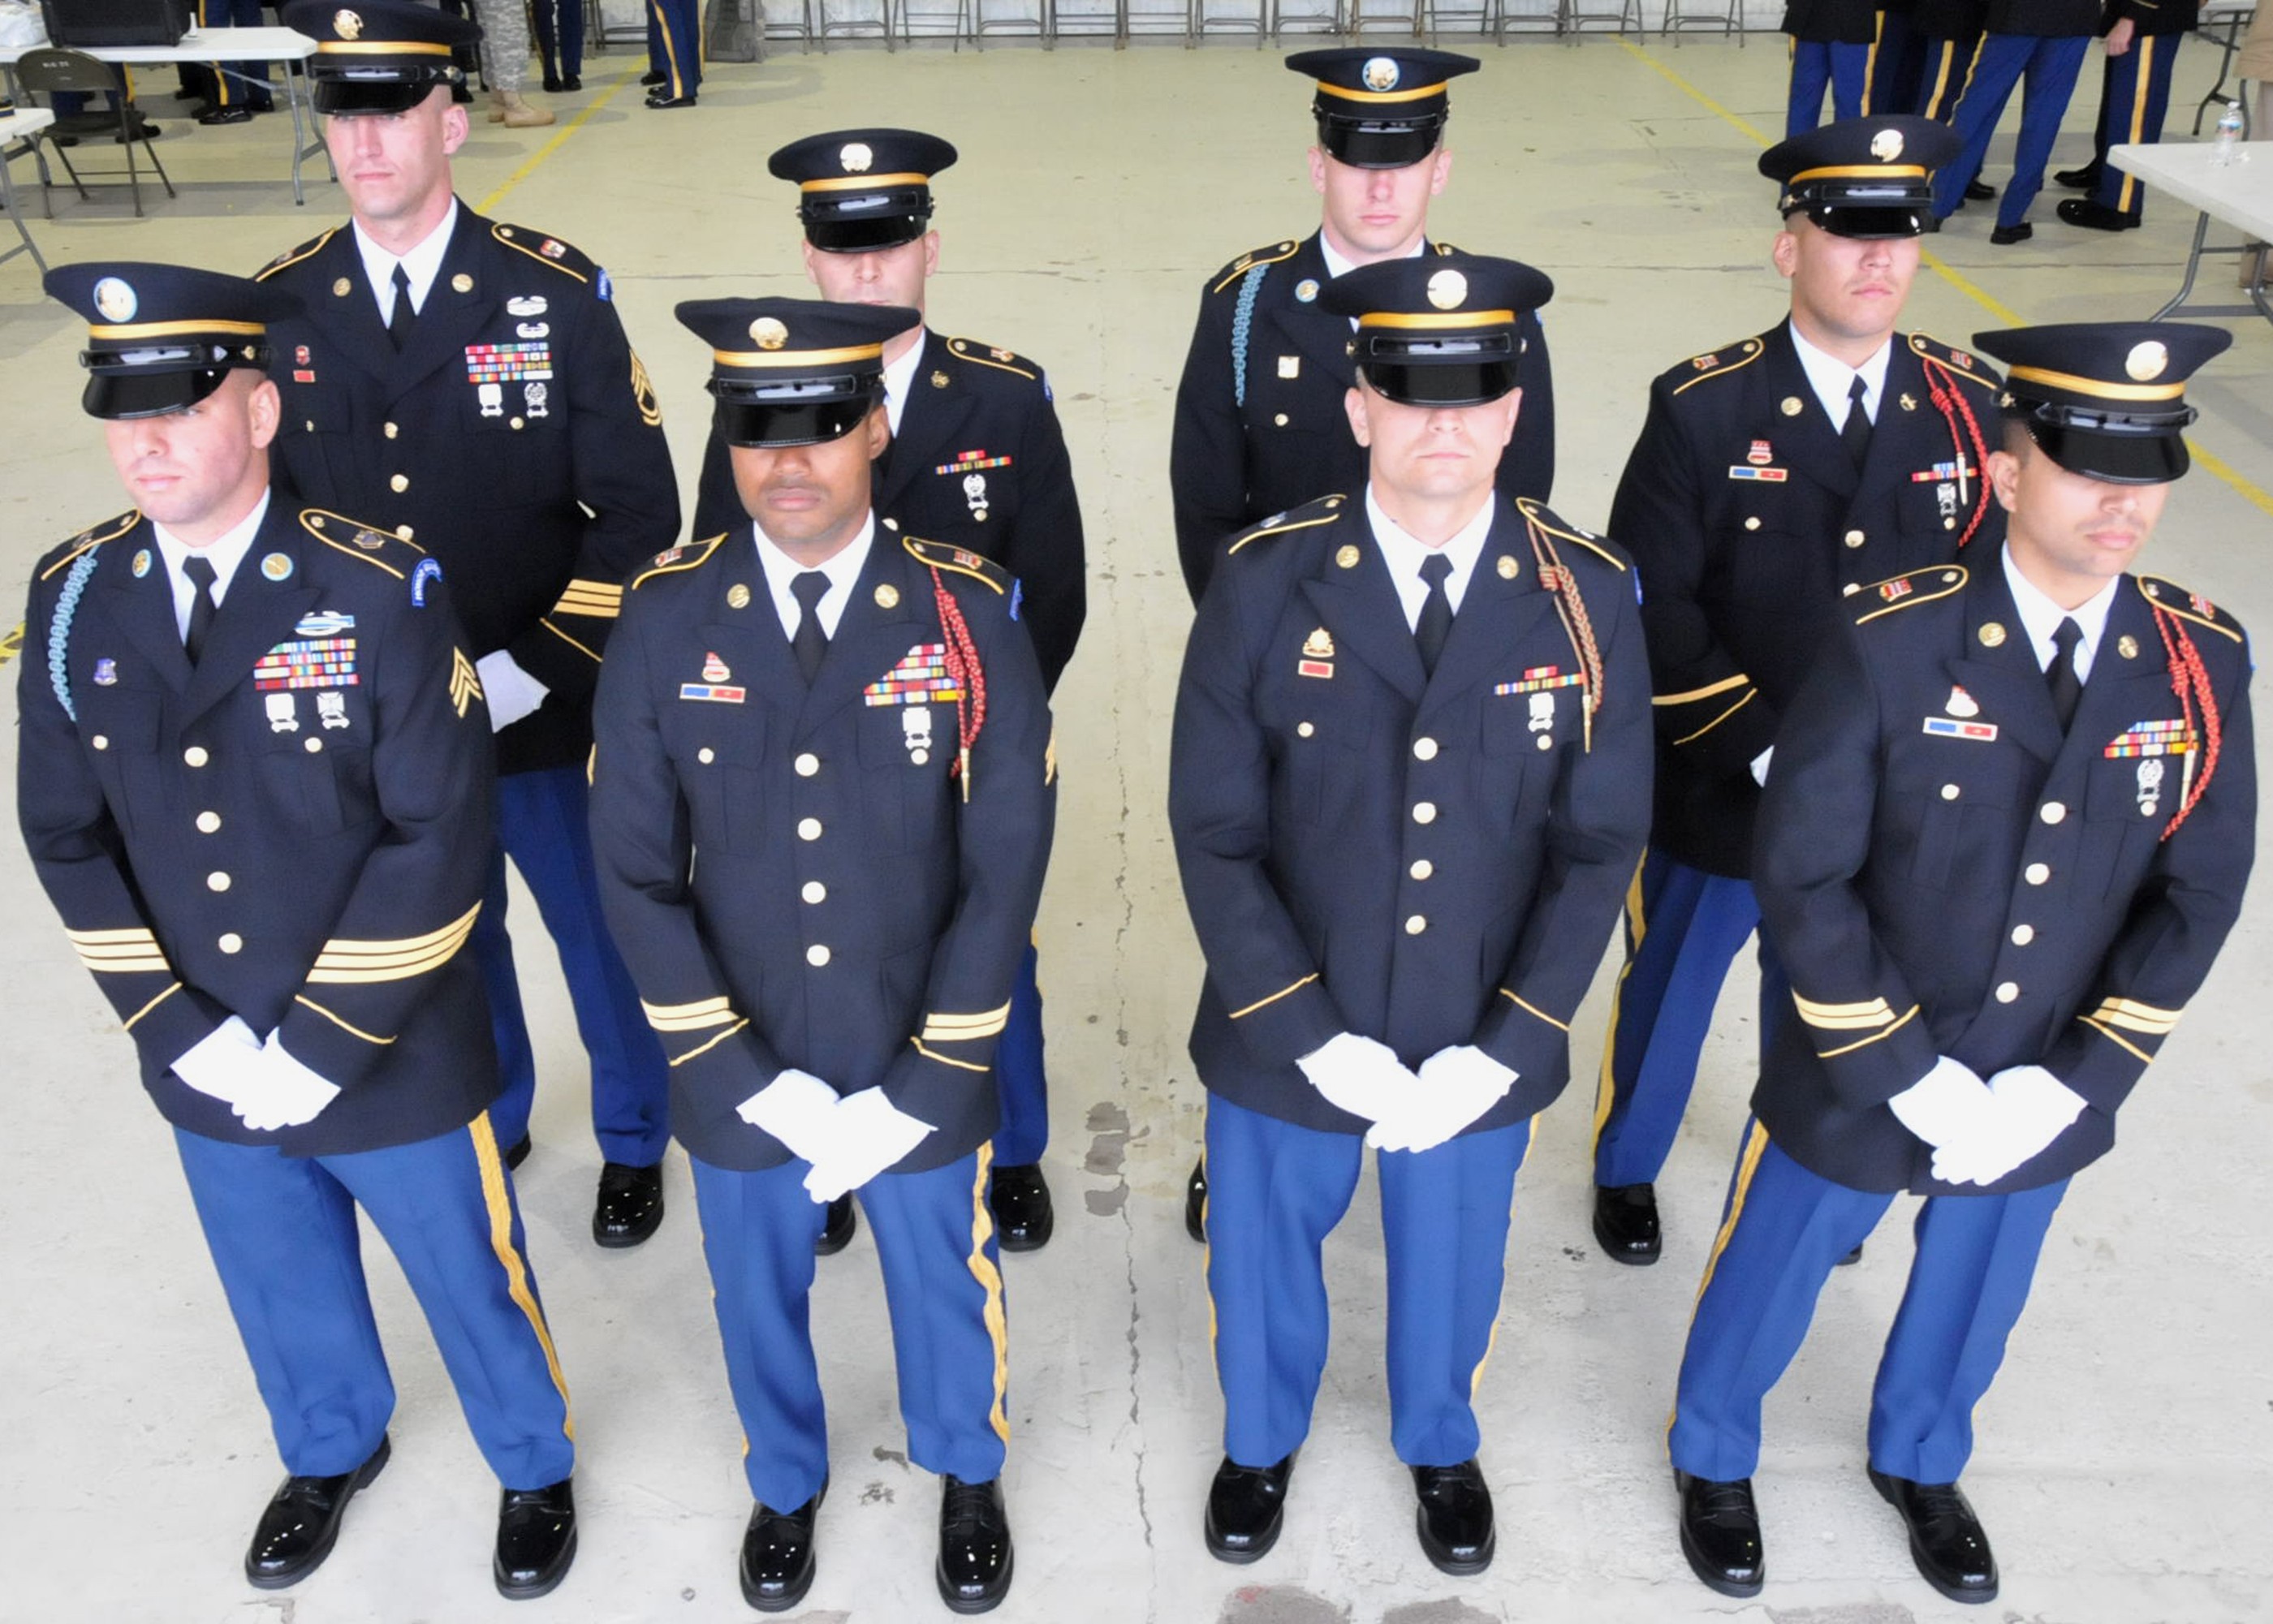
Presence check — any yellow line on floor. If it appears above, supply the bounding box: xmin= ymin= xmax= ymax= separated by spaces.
xmin=1618 ymin=39 xmax=2273 ymax=519
xmin=474 ymin=62 xmax=645 ymax=217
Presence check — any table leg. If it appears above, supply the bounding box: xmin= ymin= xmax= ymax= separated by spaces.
xmin=2151 ymin=209 xmax=2214 ymax=321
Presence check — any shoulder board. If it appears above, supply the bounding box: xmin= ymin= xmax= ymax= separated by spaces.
xmin=1516 ymin=499 xmax=1627 ymax=572
xmin=900 ymin=529 xmax=1011 ymax=595
xmin=943 ymin=336 xmax=1040 ymax=382
xmin=632 ymin=533 xmax=727 ymax=590
xmin=1850 ymin=564 xmax=1967 ymax=625
xmin=491 ymin=222 xmax=596 ymax=284
xmin=38 ymin=510 xmax=139 ymax=582
xmin=1907 ymin=332 xmax=1998 ymax=386
xmin=1431 ymin=239 xmax=1462 ymax=256
xmin=1225 ymin=493 xmax=1350 ymax=558
xmin=255 ymin=226 xmax=341 ymax=282
xmin=1209 ymin=239 xmax=1301 ymax=296
xmin=299 ymin=510 xmax=426 ymax=579
xmin=1669 ymin=335 xmax=1767 ymax=397
xmin=2139 ymin=575 xmax=2247 ymax=645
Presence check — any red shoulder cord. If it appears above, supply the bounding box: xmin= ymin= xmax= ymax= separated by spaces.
xmin=2148 ymin=603 xmax=2221 ymax=840
xmin=929 ymin=566 xmax=987 ymax=802
xmin=1920 ymin=355 xmax=1995 ymax=549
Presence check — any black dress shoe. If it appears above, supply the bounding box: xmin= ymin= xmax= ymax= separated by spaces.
xmin=815 ymin=1192 xmax=856 ymax=1256
xmin=1674 ymin=1469 xmax=1763 ymax=1598
xmin=541 ymin=71 xmax=563 ymax=92
xmin=740 ymin=1485 xmax=823 ymax=1612
xmin=494 ymin=1478 xmax=577 ymax=1600
xmin=1837 ymin=1240 xmax=1865 ymax=1266
xmin=1592 ymin=1182 xmax=1662 ymax=1264
xmin=936 ymin=1475 xmax=1012 ymax=1613
xmin=561 ymin=74 xmax=582 ymax=91
xmin=1964 ymin=177 xmax=1996 ymax=200
xmin=645 ymin=93 xmax=697 ymax=109
xmin=987 ymin=1162 xmax=1053 ymax=1251
xmin=196 ymin=106 xmax=254 ymax=124
xmin=1412 ymin=1458 xmax=1494 ymax=1575
xmin=2058 ymin=197 xmax=2138 ymax=232
xmin=1184 ymin=1158 xmax=1207 ymax=1243
xmin=640 ymin=67 xmax=666 ymax=84
xmin=502 ymin=1133 xmax=533 ymax=1171
xmin=1870 ymin=1468 xmax=1998 ymax=1603
xmin=1204 ymin=1453 xmax=1293 ymax=1563
xmin=593 ymin=1161 xmax=664 ymax=1247
xmin=2053 ymin=162 xmax=2102 ymax=190
xmin=1989 ymin=222 xmax=2034 ymax=245
xmin=1921 ymin=212 xmax=1943 ymax=233
xmin=245 ymin=1435 xmax=390 ymax=1589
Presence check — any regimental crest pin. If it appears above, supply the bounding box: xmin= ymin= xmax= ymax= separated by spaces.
xmin=1747 ymin=440 xmax=1773 ymax=466
xmin=1301 ymin=627 xmax=1335 ymax=659
xmin=1945 ymin=685 xmax=1979 ymax=718
xmin=93 ymin=658 xmax=118 ymax=687
xmin=701 ymin=652 xmax=731 ymax=684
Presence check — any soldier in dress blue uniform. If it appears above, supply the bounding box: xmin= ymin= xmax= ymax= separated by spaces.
xmin=258 ymin=0 xmax=682 ymax=1250
xmin=1171 ymin=46 xmax=1558 ymax=1241
xmin=19 ymin=263 xmax=580 ymax=1601
xmin=1589 ymin=118 xmax=2006 ymax=1268
xmin=589 ymin=299 xmax=1055 ymax=1615
xmin=1667 ymin=321 xmax=2250 ymax=1605
xmin=688 ymin=128 xmax=1087 ymax=1255
xmin=1782 ymin=0 xmax=1878 ymax=135
xmin=1926 ymin=0 xmax=2099 ymax=240
xmin=1170 ymin=256 xmax=1650 ymax=1575
xmin=2052 ymin=0 xmax=2201 ymax=231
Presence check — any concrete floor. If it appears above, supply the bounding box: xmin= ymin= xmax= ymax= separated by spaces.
xmin=2 ymin=32 xmax=2271 ymax=1624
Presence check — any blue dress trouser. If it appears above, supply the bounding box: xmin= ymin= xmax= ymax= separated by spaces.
xmin=2085 ymin=32 xmax=2180 ymax=221
xmin=1592 ymin=851 xmax=1788 ymax=1190
xmin=1916 ymin=31 xmax=1983 ymax=120
xmin=647 ymin=0 xmax=703 ymax=99
xmin=1932 ymin=32 xmax=2094 ymax=226
xmin=531 ymin=0 xmax=585 ymax=80
xmin=691 ymin=1146 xmax=1010 ymax=1512
xmin=1204 ymin=1096 xmax=1533 ymax=1471
xmin=174 ymin=1114 xmax=576 ymax=1489
xmin=477 ymin=765 xmax=671 ymax=1166
xmin=190 ymin=0 xmax=274 ymax=110
xmin=991 ymin=941 xmax=1049 ymax=1167
xmin=1669 ymin=1122 xmax=2068 ymax=1484
xmin=1869 ymin=6 xmax=1930 ymax=114
xmin=1788 ymin=38 xmax=1872 ymax=136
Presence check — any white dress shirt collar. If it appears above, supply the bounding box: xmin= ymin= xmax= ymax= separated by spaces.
xmin=2001 ymin=544 xmax=2120 ymax=684
xmin=1788 ymin=321 xmax=1892 ymax=431
xmin=1365 ymin=487 xmax=1496 ymax=632
xmin=880 ymin=331 xmax=926 ymax=437
xmin=754 ymin=515 xmax=875 ymax=642
xmin=1322 ymin=235 xmax=1428 ymax=329
xmin=153 ymin=489 xmax=274 ymax=641
xmin=353 ymin=196 xmax=460 ymax=327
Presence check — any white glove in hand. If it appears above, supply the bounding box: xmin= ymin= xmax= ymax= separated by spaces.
xmin=800 ymin=1088 xmax=934 ymax=1204
xmin=1885 ymin=1054 xmax=1994 ymax=1148
xmin=1296 ymin=1032 xmax=1418 ymax=1125
xmin=475 ymin=650 xmax=550 ymax=732
xmin=735 ymin=1069 xmax=845 ymax=1165
xmin=231 ymin=1032 xmax=342 ymax=1131
xmin=1369 ymin=1045 xmax=1517 ymax=1154
xmin=1749 ymin=747 xmax=1774 ymax=788
xmin=1934 ymin=1064 xmax=2086 ymax=1187
xmin=172 ymin=1016 xmax=265 ymax=1105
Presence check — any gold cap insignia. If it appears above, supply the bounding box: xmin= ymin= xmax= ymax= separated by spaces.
xmin=727 ymin=584 xmax=752 ymax=610
xmin=1425 ymin=269 xmax=1467 ymax=311
xmin=91 ymin=277 xmax=137 ymax=323
xmin=840 ymin=141 xmax=873 ymax=174
xmin=1780 ymin=396 xmax=1804 ymax=417
xmin=1362 ymin=55 xmax=1400 ymax=91
xmin=2117 ymin=634 xmax=2139 ymax=660
xmin=1336 ymin=545 xmax=1361 ymax=570
xmin=1495 ymin=554 xmax=1519 ymax=580
xmin=1978 ymin=622 xmax=2007 ymax=648
xmin=1870 ymin=127 xmax=1904 ymax=162
xmin=750 ymin=317 xmax=788 ymax=351
xmin=875 ymin=583 xmax=901 ymax=609
xmin=451 ymin=273 xmax=472 ymax=294
xmin=334 ymin=7 xmax=361 ymax=37
xmin=2124 ymin=340 xmax=2168 ymax=382
xmin=261 ymin=552 xmax=293 ymax=581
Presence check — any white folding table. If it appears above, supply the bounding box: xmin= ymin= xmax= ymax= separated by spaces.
xmin=0 ymin=105 xmax=55 ymax=270
xmin=2109 ymin=140 xmax=2273 ymax=328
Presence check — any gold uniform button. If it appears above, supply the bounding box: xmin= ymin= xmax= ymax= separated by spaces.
xmin=206 ymin=872 xmax=231 ymax=893
xmin=1404 ymin=915 xmax=1427 ymax=936
xmin=797 ymin=817 xmax=823 ymax=842
xmin=218 ymin=933 xmax=244 ymax=955
xmin=510 ymin=417 xmax=524 ymax=431
xmin=1412 ymin=737 xmax=1438 ymax=761
xmin=1995 ymin=981 xmax=2020 ymax=1004
xmin=2025 ymin=862 xmax=2051 ymax=885
xmin=1412 ymin=801 xmax=1438 ymax=825
xmin=1409 ymin=859 xmax=1434 ymax=881
xmin=389 ymin=473 xmax=409 ymax=493
xmin=806 ymin=944 xmax=832 ymax=967
xmin=1744 ymin=516 xmax=1762 ymax=532
xmin=697 ymin=747 xmax=715 ymax=765
xmin=794 ymin=752 xmax=820 ymax=777
xmin=801 ymin=881 xmax=826 ymax=905
xmin=2011 ymin=924 xmax=2035 ymax=946
xmin=397 ymin=525 xmax=415 ymax=542
xmin=1941 ymin=783 xmax=1960 ymax=800
xmin=1273 ymin=413 xmax=1289 ymax=427
xmin=1843 ymin=583 xmax=1862 ymax=597
xmin=2039 ymin=802 xmax=2067 ymax=825
xmin=304 ymin=738 xmax=324 ymax=754
xmin=1296 ymin=722 xmax=1315 ymax=739
xmin=92 ymin=735 xmax=110 ymax=752
xmin=1844 ymin=529 xmax=1865 ymax=549
xmin=383 ymin=421 xmax=399 ymax=440
xmin=183 ymin=746 xmax=209 ymax=768
xmin=196 ymin=811 xmax=222 ymax=834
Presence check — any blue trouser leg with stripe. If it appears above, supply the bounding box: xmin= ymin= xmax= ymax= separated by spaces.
xmin=1916 ymin=32 xmax=1982 ymax=121
xmin=175 ymin=1115 xmax=576 ymax=1489
xmin=692 ymin=1147 xmax=1007 ymax=1511
xmin=1204 ymin=1096 xmax=1531 ymax=1470
xmin=1934 ymin=32 xmax=2091 ymax=223
xmin=992 ymin=941 xmax=1048 ymax=1167
xmin=1788 ymin=39 xmax=1872 ymax=136
xmin=2087 ymin=33 xmax=2178 ymax=221
xmin=647 ymin=0 xmax=702 ymax=98
xmin=1668 ymin=1123 xmax=2066 ymax=1483
xmin=1591 ymin=852 xmax=1766 ymax=1190
xmin=478 ymin=765 xmax=671 ymax=1166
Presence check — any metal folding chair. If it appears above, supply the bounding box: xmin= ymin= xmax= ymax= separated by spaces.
xmin=1 ymin=112 xmax=54 ymax=273
xmin=1661 ymin=0 xmax=1744 ymax=46
xmin=15 ymin=49 xmax=174 ymax=218
xmin=1268 ymin=0 xmax=1346 ymax=35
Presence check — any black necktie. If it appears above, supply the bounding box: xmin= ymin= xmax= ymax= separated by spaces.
xmin=1841 ymin=375 xmax=1872 ymax=471
xmin=1415 ymin=554 xmax=1453 ymax=678
xmin=387 ymin=263 xmax=415 ymax=351
xmin=790 ymin=571 xmax=830 ymax=683
xmin=2047 ymin=617 xmax=2084 ymax=732
xmin=182 ymin=555 xmax=218 ymax=665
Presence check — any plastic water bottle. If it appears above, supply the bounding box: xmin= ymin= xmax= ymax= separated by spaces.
xmin=2211 ymin=101 xmax=2246 ymax=166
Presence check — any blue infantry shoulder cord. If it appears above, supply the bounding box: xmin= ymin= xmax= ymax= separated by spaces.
xmin=1231 ymin=264 xmax=1269 ymax=410
xmin=48 ymin=548 xmax=101 ymax=723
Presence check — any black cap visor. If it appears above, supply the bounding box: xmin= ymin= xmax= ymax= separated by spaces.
xmin=313 ymin=72 xmax=453 ymax=115
xmin=1361 ymin=356 xmax=1520 ymax=408
xmin=1801 ymin=201 xmax=1928 ymax=239
xmin=1317 ymin=114 xmax=1445 ymax=170
xmin=803 ymin=205 xmax=932 ymax=254
xmin=711 ymin=379 xmax=879 ymax=449
xmin=2024 ymin=410 xmax=2193 ymax=485
xmin=81 ymin=364 xmax=233 ymax=420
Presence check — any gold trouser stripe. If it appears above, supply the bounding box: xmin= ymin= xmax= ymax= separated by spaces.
xmin=1671 ymin=689 xmax=1755 ymax=747
xmin=1817 ymin=1003 xmax=1918 ymax=1058
xmin=1926 ymin=39 xmax=1957 ymax=118
xmin=471 ymin=1113 xmax=576 ymax=1441
xmin=964 ymin=1143 xmax=1011 ymax=1444
xmin=2092 ymin=997 xmax=2180 ymax=1034
xmin=651 ymin=0 xmax=686 ymax=97
xmin=1957 ymin=32 xmax=1990 ymax=112
xmin=1499 ymin=989 xmax=1569 ymax=1032
xmin=1861 ymin=11 xmax=1883 ymax=113
xmin=122 ymin=982 xmax=183 ymax=1031
xmin=1590 ymin=853 xmax=1652 ymax=1149
xmin=293 ymin=994 xmax=397 ymax=1046
xmin=1201 ymin=1101 xmax=1218 ymax=1353
xmin=1668 ymin=1119 xmax=1772 ymax=1443
xmin=643 ymin=995 xmax=737 ymax=1032
xmin=912 ymin=1037 xmax=990 ymax=1074
xmin=1468 ymin=1117 xmax=1533 ymax=1401
xmin=1227 ymin=974 xmax=1318 ymax=1021
xmin=1654 ymin=673 xmax=1751 ymax=708
xmin=2080 ymin=1015 xmax=2153 ymax=1065
xmin=2116 ymin=37 xmax=2153 ymax=215
xmin=669 ymin=1019 xmax=748 ymax=1067
xmin=541 ymin=618 xmax=602 ymax=663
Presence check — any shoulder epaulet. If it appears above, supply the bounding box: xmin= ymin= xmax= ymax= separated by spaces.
xmin=1431 ymin=239 xmax=1463 ymax=256
xmin=1515 ymin=498 xmax=1627 ymax=572
xmin=1908 ymin=332 xmax=1998 ymax=386
xmin=254 ymin=226 xmax=340 ymax=282
xmin=491 ymin=222 xmax=597 ymax=285
xmin=299 ymin=510 xmax=427 ymax=580
xmin=899 ymin=526 xmax=1011 ymax=595
xmin=943 ymin=336 xmax=1040 ymax=382
xmin=1669 ymin=335 xmax=1767 ymax=397
xmin=1848 ymin=564 xmax=1968 ymax=626
xmin=632 ymin=533 xmax=727 ymax=590
xmin=37 ymin=510 xmax=139 ymax=582
xmin=1225 ymin=493 xmax=1350 ymax=558
xmin=1209 ymin=239 xmax=1301 ymax=296
xmin=2140 ymin=575 xmax=2247 ymax=645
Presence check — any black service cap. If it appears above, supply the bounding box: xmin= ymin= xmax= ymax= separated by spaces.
xmin=1285 ymin=47 xmax=1479 ymax=169
xmin=676 ymin=297 xmax=918 ymax=448
xmin=1973 ymin=321 xmax=2232 ymax=484
xmin=1321 ymin=252 xmax=1552 ymax=407
xmin=282 ymin=0 xmax=478 ymax=114
xmin=1758 ymin=115 xmax=1961 ymax=238
xmin=768 ymin=129 xmax=959 ymax=253
xmin=45 ymin=261 xmax=300 ymax=419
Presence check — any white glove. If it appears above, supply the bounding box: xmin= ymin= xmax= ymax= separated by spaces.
xmin=475 ymin=650 xmax=550 ymax=732
xmin=172 ymin=1016 xmax=265 ymax=1105
xmin=800 ymin=1088 xmax=934 ymax=1204
xmin=1934 ymin=1064 xmax=2086 ymax=1187
xmin=1296 ymin=1032 xmax=1419 ymax=1125
xmin=1749 ymin=746 xmax=1774 ymax=788
xmin=231 ymin=1032 xmax=342 ymax=1131
xmin=735 ymin=1069 xmax=845 ymax=1165
xmin=1885 ymin=1054 xmax=1995 ymax=1148
xmin=1369 ymin=1045 xmax=1517 ymax=1154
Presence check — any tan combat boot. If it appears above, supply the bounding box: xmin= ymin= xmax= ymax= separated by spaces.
xmin=489 ymin=88 xmax=557 ymax=128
